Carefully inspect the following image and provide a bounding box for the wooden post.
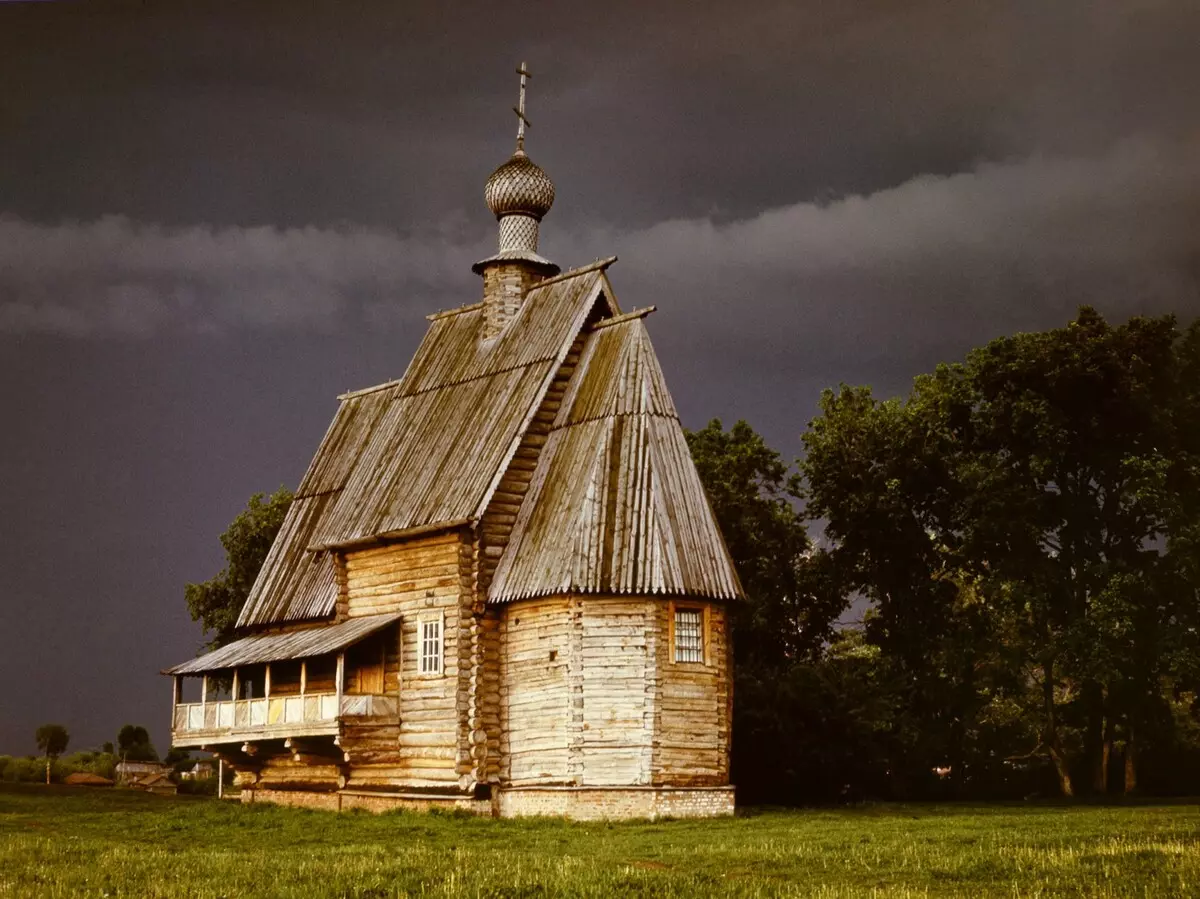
[396,622,403,701]
[218,758,224,799]
[201,674,209,706]
[264,664,272,700]
[231,668,240,702]
[300,660,307,696]
[171,676,181,728]
[336,652,345,715]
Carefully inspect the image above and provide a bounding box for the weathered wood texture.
[339,531,474,789]
[489,317,743,603]
[501,597,572,785]
[344,533,462,619]
[652,601,730,786]
[477,333,587,595]
[500,595,730,789]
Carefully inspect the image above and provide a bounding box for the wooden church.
[165,66,743,820]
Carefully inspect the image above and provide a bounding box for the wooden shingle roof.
[236,257,741,629]
[488,317,743,602]
[236,265,613,627]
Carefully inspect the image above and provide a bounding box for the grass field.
[1,784,1198,897]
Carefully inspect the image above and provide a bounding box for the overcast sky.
[2,0,1198,755]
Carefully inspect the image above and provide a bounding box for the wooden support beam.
[200,674,209,707]
[171,677,181,718]
[231,668,240,701]
[264,664,272,700]
[335,652,345,714]
[300,660,307,696]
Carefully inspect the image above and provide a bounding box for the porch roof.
[162,613,401,676]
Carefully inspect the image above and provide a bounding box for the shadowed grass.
[1,784,1198,896]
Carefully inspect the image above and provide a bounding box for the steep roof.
[488,315,743,602]
[235,258,742,629]
[236,264,613,628]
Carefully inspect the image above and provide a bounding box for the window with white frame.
[419,615,443,675]
[674,607,704,663]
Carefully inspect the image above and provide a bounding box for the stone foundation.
[240,785,734,820]
[241,788,493,816]
[496,786,735,820]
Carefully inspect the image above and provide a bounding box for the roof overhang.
[162,613,402,676]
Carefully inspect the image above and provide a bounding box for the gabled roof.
[236,264,614,628]
[488,317,743,603]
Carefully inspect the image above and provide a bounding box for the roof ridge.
[398,358,549,399]
[337,379,402,401]
[425,301,485,322]
[548,410,678,432]
[589,306,656,330]
[530,256,618,290]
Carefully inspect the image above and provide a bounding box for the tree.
[35,724,69,785]
[800,380,1028,797]
[801,308,1200,797]
[117,724,158,762]
[185,486,293,650]
[686,420,836,665]
[686,420,856,801]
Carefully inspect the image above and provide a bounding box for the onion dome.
[484,149,556,221]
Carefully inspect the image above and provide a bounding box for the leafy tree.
[687,420,851,801]
[35,724,68,784]
[117,724,157,762]
[801,381,1029,796]
[185,486,293,650]
[802,308,1200,797]
[686,420,834,665]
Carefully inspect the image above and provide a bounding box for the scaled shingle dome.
[484,150,555,221]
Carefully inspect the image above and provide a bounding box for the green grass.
[1,784,1198,897]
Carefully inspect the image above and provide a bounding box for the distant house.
[114,760,168,782]
[64,772,113,787]
[115,760,175,793]
[180,761,215,780]
[130,772,177,795]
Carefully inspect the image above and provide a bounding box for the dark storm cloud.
[1,0,1199,754]
[3,137,1197,353]
[0,216,486,336]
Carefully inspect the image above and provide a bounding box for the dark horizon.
[2,0,1199,756]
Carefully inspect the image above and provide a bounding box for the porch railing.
[172,692,399,736]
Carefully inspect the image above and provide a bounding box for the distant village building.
[115,760,176,794]
[64,772,114,787]
[164,65,742,820]
[180,761,215,780]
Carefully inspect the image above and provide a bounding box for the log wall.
[500,596,572,784]
[499,595,730,789]
[340,530,474,790]
[651,600,730,786]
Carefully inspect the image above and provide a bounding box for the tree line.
[189,307,1200,803]
[696,308,1200,802]
[2,723,185,785]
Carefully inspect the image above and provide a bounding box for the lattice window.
[674,608,704,663]
[419,616,443,675]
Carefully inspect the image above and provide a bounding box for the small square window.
[674,608,704,664]
[419,616,443,675]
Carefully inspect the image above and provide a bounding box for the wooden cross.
[513,62,531,151]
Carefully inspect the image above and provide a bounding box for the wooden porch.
[171,692,399,748]
[166,615,403,751]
